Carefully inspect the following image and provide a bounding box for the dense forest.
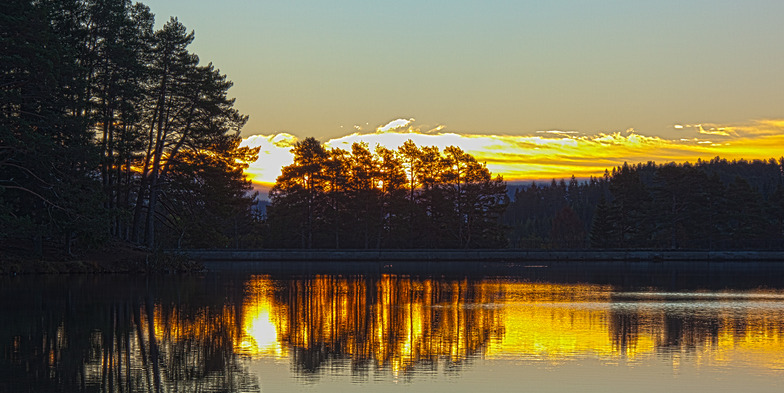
[3,1,783,257]
[505,157,784,250]
[266,138,508,249]
[267,147,784,250]
[1,0,261,256]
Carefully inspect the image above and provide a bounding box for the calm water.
[2,267,784,392]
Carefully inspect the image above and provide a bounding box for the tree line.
[266,138,508,248]
[1,0,260,256]
[4,2,783,255]
[505,157,784,250]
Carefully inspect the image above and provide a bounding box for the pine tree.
[268,137,329,248]
[1,0,105,255]
[590,197,612,248]
[551,206,585,249]
[725,176,769,249]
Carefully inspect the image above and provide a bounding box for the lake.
[2,264,784,392]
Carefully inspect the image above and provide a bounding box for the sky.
[142,0,784,186]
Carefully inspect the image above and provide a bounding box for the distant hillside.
[250,183,273,201]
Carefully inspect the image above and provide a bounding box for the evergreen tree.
[375,145,407,248]
[589,197,612,248]
[725,176,769,249]
[268,137,329,248]
[769,184,784,247]
[323,147,350,248]
[1,0,105,255]
[2,0,259,255]
[160,132,259,248]
[510,158,779,250]
[267,139,507,249]
[608,163,652,248]
[551,206,586,249]
[347,142,381,248]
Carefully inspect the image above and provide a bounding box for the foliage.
[505,175,609,248]
[268,139,508,248]
[505,157,784,250]
[1,0,260,257]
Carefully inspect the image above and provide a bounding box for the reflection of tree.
[607,303,784,357]
[0,276,259,393]
[151,302,259,392]
[240,276,784,373]
[6,275,784,390]
[609,312,642,355]
[246,275,504,375]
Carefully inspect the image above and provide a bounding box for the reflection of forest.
[607,299,784,369]
[0,276,259,393]
[4,275,784,392]
[239,276,784,372]
[241,276,505,375]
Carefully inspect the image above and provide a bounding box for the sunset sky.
[142,0,784,186]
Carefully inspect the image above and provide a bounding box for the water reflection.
[607,292,784,372]
[2,274,784,392]
[239,276,505,375]
[0,276,259,393]
[236,276,784,374]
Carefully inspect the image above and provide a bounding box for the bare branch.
[0,185,66,211]
[1,163,53,187]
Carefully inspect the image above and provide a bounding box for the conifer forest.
[2,0,783,256]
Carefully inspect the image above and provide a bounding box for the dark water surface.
[2,264,784,392]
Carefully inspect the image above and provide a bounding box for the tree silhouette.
[508,158,783,250]
[268,137,329,248]
[267,139,507,248]
[1,0,260,256]
[551,206,586,249]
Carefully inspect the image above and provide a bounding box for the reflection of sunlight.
[228,276,784,373]
[240,277,286,359]
[242,305,279,356]
[712,314,784,372]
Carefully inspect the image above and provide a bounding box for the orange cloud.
[243,119,784,189]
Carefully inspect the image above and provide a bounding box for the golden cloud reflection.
[233,276,784,374]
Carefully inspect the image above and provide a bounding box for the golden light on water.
[241,118,784,187]
[239,279,286,358]
[235,276,504,374]
[482,282,649,361]
[144,276,784,375]
[222,276,784,373]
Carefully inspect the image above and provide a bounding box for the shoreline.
[5,248,784,275]
[182,249,784,263]
[0,242,202,275]
[183,249,784,276]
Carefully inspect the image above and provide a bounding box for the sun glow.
[239,276,286,358]
[240,133,298,185]
[242,118,784,190]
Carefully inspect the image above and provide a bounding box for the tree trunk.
[145,181,158,249]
